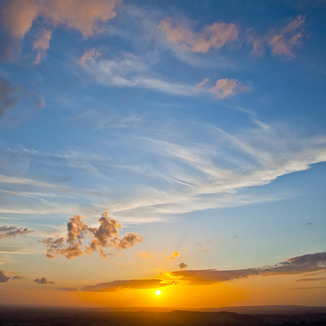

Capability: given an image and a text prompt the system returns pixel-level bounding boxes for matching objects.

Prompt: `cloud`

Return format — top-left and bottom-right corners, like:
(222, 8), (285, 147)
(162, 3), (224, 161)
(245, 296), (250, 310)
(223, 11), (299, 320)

(0, 74), (20, 119)
(80, 48), (102, 65)
(159, 19), (238, 53)
(82, 278), (168, 292)
(2, 0), (122, 39)
(57, 287), (78, 291)
(169, 252), (179, 260)
(0, 270), (10, 283)
(33, 29), (52, 64)
(43, 211), (142, 259)
(170, 252), (326, 285)
(34, 277), (55, 285)
(0, 226), (33, 239)
(137, 251), (151, 259)
(247, 15), (305, 58)
(0, 0), (121, 61)
(0, 269), (23, 283)
(209, 78), (249, 99)
(179, 263), (188, 269)
(81, 55), (195, 96)
(296, 277), (326, 282)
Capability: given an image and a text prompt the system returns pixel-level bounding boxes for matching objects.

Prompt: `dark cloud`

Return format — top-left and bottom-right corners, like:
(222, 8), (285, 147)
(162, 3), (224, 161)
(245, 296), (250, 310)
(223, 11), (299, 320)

(34, 277), (55, 285)
(0, 269), (23, 283)
(0, 75), (20, 119)
(170, 252), (326, 285)
(296, 277), (326, 282)
(57, 287), (78, 291)
(0, 226), (33, 239)
(82, 278), (167, 292)
(179, 262), (188, 269)
(0, 270), (10, 283)
(43, 211), (142, 259)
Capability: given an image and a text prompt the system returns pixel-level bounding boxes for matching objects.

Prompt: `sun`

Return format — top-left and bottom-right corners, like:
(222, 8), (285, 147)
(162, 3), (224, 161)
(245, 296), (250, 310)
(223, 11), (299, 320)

(155, 289), (161, 296)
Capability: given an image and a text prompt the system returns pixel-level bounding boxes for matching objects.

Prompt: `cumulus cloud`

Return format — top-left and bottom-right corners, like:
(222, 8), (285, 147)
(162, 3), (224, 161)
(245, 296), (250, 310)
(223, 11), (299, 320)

(0, 0), (121, 61)
(0, 226), (33, 239)
(179, 262), (188, 269)
(169, 252), (179, 260)
(82, 278), (167, 292)
(247, 15), (305, 58)
(209, 78), (249, 99)
(0, 74), (20, 119)
(159, 19), (238, 53)
(34, 277), (55, 285)
(0, 269), (23, 283)
(170, 252), (326, 285)
(43, 211), (142, 259)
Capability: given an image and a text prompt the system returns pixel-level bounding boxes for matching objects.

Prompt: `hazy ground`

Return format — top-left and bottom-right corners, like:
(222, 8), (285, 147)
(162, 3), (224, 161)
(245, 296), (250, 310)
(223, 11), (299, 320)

(1, 306), (326, 326)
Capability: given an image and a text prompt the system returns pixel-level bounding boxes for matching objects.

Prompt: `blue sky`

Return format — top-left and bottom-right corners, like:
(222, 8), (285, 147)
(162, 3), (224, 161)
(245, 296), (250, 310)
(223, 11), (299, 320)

(0, 0), (326, 307)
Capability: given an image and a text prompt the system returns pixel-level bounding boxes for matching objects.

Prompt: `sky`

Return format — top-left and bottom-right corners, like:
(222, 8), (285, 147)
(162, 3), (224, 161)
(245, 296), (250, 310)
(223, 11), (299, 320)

(0, 0), (326, 308)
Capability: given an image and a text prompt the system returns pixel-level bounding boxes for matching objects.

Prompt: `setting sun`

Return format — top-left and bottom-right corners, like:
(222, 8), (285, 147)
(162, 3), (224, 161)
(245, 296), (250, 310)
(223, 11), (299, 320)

(155, 290), (161, 296)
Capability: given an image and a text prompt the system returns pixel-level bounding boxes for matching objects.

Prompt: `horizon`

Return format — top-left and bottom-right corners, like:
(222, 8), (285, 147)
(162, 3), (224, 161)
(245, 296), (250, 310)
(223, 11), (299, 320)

(0, 0), (326, 309)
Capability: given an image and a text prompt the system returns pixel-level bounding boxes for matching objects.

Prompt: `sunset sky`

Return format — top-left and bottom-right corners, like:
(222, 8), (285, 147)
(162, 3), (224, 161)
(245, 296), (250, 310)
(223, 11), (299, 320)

(0, 0), (326, 308)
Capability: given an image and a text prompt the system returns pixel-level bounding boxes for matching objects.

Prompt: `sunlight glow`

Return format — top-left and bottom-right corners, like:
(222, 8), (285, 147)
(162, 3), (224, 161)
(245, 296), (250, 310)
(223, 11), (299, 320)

(155, 289), (161, 296)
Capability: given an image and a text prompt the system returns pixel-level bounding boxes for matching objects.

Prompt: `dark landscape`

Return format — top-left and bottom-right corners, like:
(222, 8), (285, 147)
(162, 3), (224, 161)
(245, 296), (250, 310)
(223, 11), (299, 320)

(1, 306), (326, 326)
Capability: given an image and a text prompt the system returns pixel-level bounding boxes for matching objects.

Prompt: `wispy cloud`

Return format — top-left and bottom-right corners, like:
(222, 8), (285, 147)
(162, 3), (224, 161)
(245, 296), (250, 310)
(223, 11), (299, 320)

(81, 54), (195, 96)
(33, 29), (52, 65)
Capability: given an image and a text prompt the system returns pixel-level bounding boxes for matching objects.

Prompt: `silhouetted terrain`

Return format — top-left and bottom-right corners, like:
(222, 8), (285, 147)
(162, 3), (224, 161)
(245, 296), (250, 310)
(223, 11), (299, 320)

(1, 306), (326, 326)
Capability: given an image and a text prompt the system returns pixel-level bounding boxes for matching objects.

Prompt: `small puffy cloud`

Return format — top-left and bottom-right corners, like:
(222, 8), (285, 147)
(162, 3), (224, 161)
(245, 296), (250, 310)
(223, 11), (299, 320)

(137, 251), (151, 259)
(179, 262), (188, 269)
(247, 15), (305, 59)
(0, 226), (33, 239)
(159, 19), (238, 53)
(0, 269), (23, 283)
(169, 252), (179, 260)
(34, 277), (55, 285)
(82, 278), (167, 292)
(170, 252), (326, 285)
(0, 75), (20, 119)
(43, 211), (143, 259)
(209, 78), (249, 99)
(33, 29), (52, 64)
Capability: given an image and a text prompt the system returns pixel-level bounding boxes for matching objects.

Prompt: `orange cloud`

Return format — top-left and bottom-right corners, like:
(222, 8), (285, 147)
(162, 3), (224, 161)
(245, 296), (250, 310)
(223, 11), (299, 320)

(3, 0), (122, 39)
(137, 251), (151, 259)
(209, 78), (249, 99)
(43, 211), (143, 259)
(169, 252), (179, 260)
(247, 15), (305, 58)
(159, 19), (238, 53)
